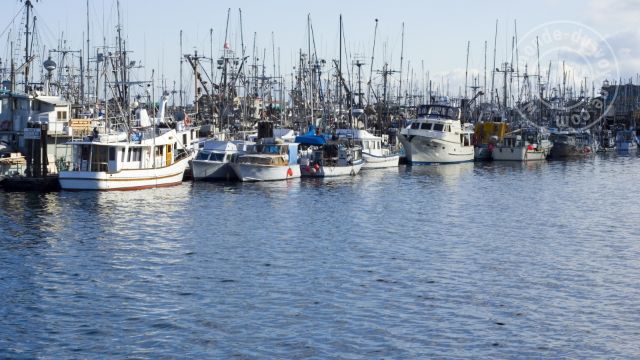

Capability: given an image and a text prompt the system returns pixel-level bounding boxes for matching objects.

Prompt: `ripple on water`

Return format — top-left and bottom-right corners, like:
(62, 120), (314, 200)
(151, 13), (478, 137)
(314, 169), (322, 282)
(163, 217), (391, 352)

(2, 157), (640, 357)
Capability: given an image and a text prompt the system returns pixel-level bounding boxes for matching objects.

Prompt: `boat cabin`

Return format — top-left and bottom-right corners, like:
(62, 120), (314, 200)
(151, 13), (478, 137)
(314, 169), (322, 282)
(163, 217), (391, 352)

(71, 140), (179, 174)
(236, 141), (299, 167)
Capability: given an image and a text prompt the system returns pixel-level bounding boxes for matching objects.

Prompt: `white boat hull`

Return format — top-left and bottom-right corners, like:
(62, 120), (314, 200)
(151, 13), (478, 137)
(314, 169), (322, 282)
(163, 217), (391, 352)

(492, 147), (548, 161)
(59, 158), (188, 190)
(300, 162), (363, 177)
(191, 160), (236, 181)
(362, 153), (399, 169)
(231, 163), (300, 182)
(398, 135), (474, 164)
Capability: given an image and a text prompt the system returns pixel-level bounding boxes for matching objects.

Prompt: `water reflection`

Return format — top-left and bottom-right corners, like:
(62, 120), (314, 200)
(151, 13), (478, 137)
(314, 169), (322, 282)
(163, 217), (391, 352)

(2, 156), (640, 358)
(404, 163), (475, 185)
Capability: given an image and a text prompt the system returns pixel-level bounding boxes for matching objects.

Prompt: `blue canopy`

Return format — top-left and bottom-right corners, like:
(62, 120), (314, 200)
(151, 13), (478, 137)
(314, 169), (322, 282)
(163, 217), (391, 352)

(295, 134), (326, 145)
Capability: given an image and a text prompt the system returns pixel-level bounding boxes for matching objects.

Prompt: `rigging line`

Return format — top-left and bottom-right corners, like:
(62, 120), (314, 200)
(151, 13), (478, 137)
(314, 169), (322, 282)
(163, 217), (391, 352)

(0, 7), (23, 39)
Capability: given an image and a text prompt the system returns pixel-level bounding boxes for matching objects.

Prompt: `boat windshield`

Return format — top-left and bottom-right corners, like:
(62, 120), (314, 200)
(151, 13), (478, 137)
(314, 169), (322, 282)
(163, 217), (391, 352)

(195, 152), (209, 160)
(417, 105), (460, 119)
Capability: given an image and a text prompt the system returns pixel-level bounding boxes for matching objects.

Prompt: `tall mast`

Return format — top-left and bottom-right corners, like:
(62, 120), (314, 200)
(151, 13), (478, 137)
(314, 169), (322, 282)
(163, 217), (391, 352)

(514, 20), (520, 104)
(367, 18), (379, 107)
(116, 0), (127, 111)
(24, 0), (33, 92)
(536, 36), (542, 123)
(491, 19), (498, 104)
(308, 14), (313, 123)
(210, 27), (214, 95)
(464, 40), (470, 99)
(86, 0), (90, 105)
(483, 40), (487, 102)
(179, 30), (183, 107)
(339, 14), (343, 125)
(398, 22), (405, 105)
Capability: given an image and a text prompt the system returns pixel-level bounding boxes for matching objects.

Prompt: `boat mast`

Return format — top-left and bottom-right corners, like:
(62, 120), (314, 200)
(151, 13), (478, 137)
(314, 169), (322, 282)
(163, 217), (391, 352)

(536, 36), (542, 124)
(222, 7), (231, 132)
(115, 0), (130, 136)
(239, 8), (246, 125)
(491, 19), (498, 105)
(86, 0), (90, 106)
(398, 22), (404, 106)
(179, 29), (183, 108)
(339, 14), (343, 127)
(23, 0), (33, 93)
(367, 19), (378, 108)
(464, 41), (470, 100)
(308, 14), (313, 127)
(483, 40), (487, 103)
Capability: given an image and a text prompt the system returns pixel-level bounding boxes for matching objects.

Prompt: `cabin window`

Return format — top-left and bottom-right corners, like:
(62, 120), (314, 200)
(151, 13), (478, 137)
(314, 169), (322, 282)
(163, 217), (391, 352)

(108, 147), (117, 161)
(210, 153), (225, 161)
(81, 145), (91, 161)
(444, 125), (451, 132)
(183, 134), (187, 147)
(421, 122), (432, 130)
(56, 111), (67, 120)
(156, 146), (163, 157)
(121, 149), (127, 162)
(433, 123), (444, 131)
(130, 148), (141, 162)
(411, 122), (420, 129)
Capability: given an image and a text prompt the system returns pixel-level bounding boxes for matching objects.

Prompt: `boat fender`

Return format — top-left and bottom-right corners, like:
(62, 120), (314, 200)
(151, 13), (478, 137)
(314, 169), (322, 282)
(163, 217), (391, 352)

(287, 168), (293, 177)
(313, 163), (320, 171)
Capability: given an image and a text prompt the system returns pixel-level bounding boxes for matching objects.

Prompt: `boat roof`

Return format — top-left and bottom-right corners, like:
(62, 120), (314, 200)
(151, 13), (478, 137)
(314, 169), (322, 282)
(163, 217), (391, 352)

(335, 128), (380, 140)
(35, 96), (69, 106)
(202, 140), (238, 151)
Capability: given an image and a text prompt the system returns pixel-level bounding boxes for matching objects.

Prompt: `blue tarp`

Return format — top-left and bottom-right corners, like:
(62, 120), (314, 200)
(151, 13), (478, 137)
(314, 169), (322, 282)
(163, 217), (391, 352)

(294, 134), (326, 145)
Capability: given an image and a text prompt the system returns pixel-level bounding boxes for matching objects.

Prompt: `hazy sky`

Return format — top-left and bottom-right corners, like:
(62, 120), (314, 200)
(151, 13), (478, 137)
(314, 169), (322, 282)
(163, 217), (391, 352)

(2, 0), (639, 100)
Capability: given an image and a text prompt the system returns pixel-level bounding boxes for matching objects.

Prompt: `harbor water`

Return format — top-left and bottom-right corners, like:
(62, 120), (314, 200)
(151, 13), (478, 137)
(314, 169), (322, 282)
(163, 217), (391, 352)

(2, 154), (640, 358)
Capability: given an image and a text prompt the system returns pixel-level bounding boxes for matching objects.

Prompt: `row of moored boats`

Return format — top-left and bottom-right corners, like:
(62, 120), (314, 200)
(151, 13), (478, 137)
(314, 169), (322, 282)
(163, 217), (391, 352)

(43, 102), (637, 191)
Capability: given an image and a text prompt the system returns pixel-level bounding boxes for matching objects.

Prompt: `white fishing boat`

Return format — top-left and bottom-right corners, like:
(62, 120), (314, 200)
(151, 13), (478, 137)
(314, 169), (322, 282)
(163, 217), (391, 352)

(299, 139), (364, 177)
(231, 138), (300, 181)
(59, 127), (192, 190)
(398, 104), (474, 164)
(492, 128), (551, 161)
(59, 98), (195, 190)
(191, 139), (251, 181)
(335, 129), (399, 168)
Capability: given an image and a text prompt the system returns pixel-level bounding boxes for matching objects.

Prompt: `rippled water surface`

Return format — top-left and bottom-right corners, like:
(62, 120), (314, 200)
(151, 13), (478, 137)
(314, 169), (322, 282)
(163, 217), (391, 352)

(2, 154), (640, 358)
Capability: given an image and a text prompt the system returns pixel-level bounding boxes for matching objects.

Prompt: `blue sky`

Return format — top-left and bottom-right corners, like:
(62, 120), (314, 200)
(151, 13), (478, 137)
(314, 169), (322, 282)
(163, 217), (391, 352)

(3, 0), (639, 100)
